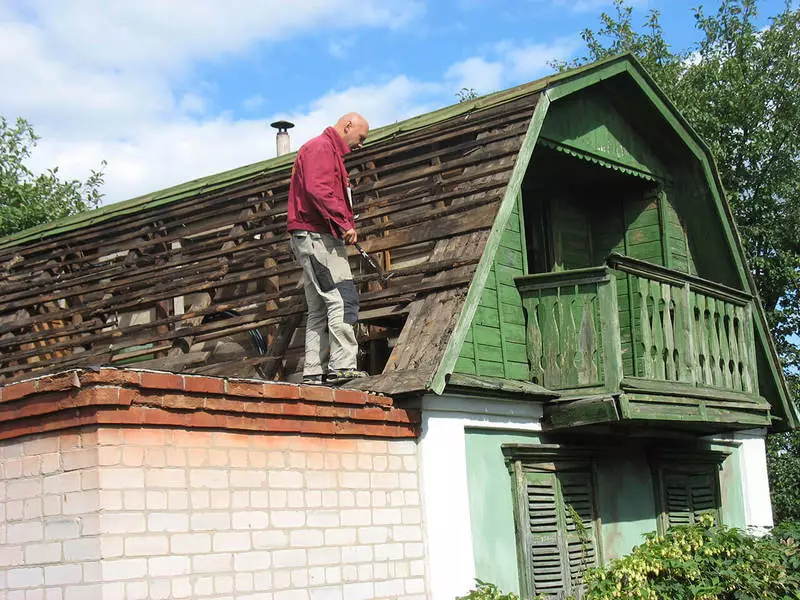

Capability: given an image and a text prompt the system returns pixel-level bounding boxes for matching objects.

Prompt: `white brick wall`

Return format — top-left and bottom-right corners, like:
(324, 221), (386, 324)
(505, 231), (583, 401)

(0, 429), (427, 599)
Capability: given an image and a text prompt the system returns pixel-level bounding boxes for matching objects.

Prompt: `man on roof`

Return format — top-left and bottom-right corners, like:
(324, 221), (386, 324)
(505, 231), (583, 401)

(287, 113), (370, 385)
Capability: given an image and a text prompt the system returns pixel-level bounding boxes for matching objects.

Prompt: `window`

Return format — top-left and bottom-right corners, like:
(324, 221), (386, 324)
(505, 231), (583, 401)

(505, 445), (601, 600)
(651, 450), (727, 533)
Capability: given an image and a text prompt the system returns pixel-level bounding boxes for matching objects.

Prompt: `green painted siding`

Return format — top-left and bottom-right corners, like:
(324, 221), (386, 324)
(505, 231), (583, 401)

(593, 454), (659, 560)
(540, 89), (669, 178)
(455, 193), (528, 380)
(465, 429), (541, 596)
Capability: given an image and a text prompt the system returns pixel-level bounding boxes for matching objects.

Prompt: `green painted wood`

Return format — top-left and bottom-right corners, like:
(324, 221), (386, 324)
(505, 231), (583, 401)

(518, 274), (605, 390)
(455, 356), (476, 374)
(598, 274), (624, 391)
(479, 288), (499, 310)
(477, 359), (506, 378)
(432, 91), (551, 394)
(540, 88), (669, 179)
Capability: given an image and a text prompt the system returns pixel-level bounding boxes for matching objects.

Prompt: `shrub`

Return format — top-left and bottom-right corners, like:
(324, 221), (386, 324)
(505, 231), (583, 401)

(463, 519), (800, 600)
(583, 515), (800, 600)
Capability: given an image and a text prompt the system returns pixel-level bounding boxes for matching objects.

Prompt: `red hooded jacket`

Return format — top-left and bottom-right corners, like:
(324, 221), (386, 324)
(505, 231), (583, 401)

(286, 127), (354, 237)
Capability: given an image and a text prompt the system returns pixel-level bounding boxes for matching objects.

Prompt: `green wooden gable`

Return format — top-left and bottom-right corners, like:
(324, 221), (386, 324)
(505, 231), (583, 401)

(432, 55), (797, 433)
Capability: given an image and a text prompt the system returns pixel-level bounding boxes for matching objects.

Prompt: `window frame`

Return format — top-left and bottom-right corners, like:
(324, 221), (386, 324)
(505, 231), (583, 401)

(504, 444), (604, 599)
(649, 449), (728, 534)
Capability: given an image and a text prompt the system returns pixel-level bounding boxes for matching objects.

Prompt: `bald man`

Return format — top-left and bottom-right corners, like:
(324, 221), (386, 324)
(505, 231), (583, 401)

(287, 113), (370, 385)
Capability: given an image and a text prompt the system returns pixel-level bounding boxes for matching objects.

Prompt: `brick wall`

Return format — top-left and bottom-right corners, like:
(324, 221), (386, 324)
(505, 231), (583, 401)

(0, 369), (427, 599)
(0, 428), (426, 600)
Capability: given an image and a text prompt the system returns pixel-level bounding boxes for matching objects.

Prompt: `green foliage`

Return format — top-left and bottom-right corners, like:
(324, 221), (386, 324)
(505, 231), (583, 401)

(469, 519), (800, 600)
(457, 87), (479, 102)
(768, 377), (800, 523)
(0, 116), (105, 237)
(456, 580), (521, 600)
(582, 515), (800, 600)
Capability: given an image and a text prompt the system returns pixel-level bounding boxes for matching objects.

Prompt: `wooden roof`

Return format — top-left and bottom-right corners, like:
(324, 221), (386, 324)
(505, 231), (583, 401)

(0, 78), (541, 389)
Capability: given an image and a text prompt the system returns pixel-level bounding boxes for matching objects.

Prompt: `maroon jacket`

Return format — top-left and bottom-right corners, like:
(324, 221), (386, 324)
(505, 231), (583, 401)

(286, 127), (354, 237)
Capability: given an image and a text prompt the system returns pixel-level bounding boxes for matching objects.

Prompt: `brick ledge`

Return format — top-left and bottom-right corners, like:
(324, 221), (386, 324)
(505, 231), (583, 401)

(0, 368), (419, 442)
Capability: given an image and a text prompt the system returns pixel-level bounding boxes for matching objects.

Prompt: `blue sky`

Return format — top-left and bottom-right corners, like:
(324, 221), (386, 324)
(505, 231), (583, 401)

(0, 0), (791, 204)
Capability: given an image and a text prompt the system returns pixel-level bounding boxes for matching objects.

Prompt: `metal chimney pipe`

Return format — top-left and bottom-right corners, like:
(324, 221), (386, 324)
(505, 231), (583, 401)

(270, 120), (295, 157)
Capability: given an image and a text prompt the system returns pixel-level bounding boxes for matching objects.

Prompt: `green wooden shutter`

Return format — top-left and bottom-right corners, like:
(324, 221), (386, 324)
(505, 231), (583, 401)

(661, 467), (720, 529)
(523, 467), (599, 598)
(560, 471), (598, 589)
(525, 471), (567, 597)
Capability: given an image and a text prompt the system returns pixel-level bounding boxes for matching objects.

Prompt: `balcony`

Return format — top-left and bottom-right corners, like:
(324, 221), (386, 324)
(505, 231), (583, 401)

(514, 254), (771, 431)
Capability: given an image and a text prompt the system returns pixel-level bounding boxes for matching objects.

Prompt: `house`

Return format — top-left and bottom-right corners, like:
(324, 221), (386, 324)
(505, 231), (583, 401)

(0, 54), (796, 600)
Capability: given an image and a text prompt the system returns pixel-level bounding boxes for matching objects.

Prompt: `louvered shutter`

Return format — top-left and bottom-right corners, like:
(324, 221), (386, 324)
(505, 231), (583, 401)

(525, 471), (567, 597)
(523, 468), (598, 599)
(661, 467), (720, 529)
(560, 471), (598, 590)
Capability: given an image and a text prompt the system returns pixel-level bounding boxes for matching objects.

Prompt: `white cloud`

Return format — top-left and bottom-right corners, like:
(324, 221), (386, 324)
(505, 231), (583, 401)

(551, 0), (647, 14)
(328, 37), (358, 60)
(500, 38), (580, 80)
(0, 0), (427, 203)
(0, 1), (581, 207)
(445, 57), (504, 95)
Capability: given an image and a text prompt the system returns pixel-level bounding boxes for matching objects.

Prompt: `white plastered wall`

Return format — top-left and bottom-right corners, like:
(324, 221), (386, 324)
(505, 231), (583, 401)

(417, 393), (543, 600)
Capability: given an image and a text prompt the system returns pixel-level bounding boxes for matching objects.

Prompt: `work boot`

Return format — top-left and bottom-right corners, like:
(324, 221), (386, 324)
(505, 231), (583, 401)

(302, 374), (326, 385)
(326, 369), (368, 385)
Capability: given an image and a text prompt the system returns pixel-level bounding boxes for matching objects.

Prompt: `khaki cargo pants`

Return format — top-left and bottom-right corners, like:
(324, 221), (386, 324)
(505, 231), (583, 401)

(290, 231), (359, 377)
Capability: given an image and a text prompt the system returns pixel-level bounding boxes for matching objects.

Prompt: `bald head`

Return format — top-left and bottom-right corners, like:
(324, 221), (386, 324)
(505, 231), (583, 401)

(334, 112), (369, 150)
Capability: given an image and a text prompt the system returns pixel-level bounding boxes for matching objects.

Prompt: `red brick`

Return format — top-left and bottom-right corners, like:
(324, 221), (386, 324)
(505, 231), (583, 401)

(262, 382), (301, 401)
(367, 393), (393, 407)
(225, 380), (266, 398)
(315, 405), (351, 419)
(139, 371), (184, 391)
(242, 400), (283, 416)
(299, 385), (333, 402)
(281, 402), (318, 418)
(119, 388), (138, 406)
(391, 408), (421, 424)
(333, 421), (365, 436)
(15, 393), (62, 420)
(333, 389), (368, 406)
(352, 407), (391, 422)
(186, 411), (227, 429)
(141, 408), (185, 427)
(183, 376), (225, 395)
(298, 420), (337, 436)
(225, 414), (263, 432)
(36, 371), (82, 393)
(80, 369), (141, 386)
(2, 380), (37, 403)
(88, 387), (125, 406)
(97, 406), (145, 425)
(204, 397), (246, 413)
(161, 393), (202, 411)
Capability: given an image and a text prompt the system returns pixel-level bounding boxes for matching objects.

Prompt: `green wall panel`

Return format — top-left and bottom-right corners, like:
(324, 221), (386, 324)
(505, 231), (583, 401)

(455, 196), (529, 380)
(465, 429), (542, 596)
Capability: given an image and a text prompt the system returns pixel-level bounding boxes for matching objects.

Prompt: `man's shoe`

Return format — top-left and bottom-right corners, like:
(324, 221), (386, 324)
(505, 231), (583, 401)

(302, 374), (325, 385)
(326, 369), (368, 385)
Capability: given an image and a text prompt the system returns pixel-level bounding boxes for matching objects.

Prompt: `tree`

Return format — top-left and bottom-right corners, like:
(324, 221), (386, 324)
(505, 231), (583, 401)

(558, 0), (800, 523)
(0, 116), (105, 237)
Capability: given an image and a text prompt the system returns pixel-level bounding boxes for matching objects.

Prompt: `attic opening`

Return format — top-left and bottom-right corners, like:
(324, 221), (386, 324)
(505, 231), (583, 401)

(522, 144), (673, 274)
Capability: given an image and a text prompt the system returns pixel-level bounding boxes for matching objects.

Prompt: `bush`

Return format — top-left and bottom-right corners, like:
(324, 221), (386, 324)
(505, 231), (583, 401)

(583, 515), (800, 600)
(457, 580), (520, 600)
(464, 518), (800, 600)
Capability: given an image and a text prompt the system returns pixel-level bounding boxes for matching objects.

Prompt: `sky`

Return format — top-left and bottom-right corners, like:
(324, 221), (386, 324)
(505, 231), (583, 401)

(0, 0), (792, 205)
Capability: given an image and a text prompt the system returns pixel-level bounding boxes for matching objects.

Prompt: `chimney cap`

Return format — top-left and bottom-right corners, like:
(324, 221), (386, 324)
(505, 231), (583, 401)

(270, 120), (295, 132)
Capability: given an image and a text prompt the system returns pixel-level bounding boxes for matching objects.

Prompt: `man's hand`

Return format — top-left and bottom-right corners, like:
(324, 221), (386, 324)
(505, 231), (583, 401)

(342, 228), (358, 245)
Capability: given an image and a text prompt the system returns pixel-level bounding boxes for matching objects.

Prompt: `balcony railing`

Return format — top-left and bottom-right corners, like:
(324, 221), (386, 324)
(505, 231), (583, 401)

(515, 254), (759, 396)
